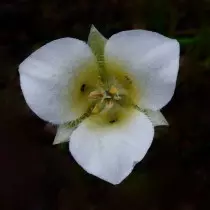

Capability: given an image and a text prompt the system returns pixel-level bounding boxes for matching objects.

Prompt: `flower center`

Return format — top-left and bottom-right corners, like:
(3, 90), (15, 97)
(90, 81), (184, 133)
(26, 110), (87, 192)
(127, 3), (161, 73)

(88, 85), (121, 116)
(67, 61), (140, 128)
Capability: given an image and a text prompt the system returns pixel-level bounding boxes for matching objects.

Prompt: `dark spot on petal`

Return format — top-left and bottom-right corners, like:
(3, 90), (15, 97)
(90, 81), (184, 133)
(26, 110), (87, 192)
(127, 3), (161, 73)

(109, 119), (117, 124)
(125, 76), (132, 84)
(80, 84), (86, 92)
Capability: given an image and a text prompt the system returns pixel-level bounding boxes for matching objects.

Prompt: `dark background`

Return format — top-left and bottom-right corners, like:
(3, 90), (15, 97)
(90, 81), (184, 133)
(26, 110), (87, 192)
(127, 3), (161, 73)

(1, 0), (210, 209)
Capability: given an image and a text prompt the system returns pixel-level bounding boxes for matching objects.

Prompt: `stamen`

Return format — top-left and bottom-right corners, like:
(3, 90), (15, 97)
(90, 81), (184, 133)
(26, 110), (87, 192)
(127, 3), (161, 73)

(113, 94), (121, 101)
(105, 100), (114, 109)
(109, 85), (118, 95)
(89, 90), (104, 99)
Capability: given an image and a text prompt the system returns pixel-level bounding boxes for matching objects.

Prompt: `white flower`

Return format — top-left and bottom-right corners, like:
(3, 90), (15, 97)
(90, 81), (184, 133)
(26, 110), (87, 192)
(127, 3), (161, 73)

(19, 25), (180, 185)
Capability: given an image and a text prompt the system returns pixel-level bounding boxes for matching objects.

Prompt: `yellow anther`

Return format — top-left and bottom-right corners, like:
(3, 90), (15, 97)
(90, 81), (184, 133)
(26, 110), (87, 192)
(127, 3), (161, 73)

(113, 95), (121, 101)
(89, 90), (104, 99)
(109, 85), (118, 95)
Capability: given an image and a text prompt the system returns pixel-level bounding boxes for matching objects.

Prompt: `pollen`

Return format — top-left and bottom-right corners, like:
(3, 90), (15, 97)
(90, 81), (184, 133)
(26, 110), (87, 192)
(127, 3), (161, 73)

(109, 85), (118, 95)
(89, 90), (104, 99)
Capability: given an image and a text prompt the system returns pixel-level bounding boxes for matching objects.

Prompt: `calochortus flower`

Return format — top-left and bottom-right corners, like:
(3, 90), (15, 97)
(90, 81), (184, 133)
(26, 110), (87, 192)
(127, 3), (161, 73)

(19, 25), (180, 184)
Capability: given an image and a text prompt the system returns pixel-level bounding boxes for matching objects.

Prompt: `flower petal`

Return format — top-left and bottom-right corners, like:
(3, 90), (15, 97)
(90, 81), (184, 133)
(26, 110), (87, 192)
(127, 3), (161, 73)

(105, 30), (180, 110)
(19, 38), (97, 124)
(53, 124), (74, 145)
(144, 110), (169, 127)
(69, 110), (154, 185)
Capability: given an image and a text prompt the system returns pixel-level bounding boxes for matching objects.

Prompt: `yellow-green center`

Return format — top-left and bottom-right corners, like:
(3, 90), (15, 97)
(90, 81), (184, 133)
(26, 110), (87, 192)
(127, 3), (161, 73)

(67, 61), (140, 128)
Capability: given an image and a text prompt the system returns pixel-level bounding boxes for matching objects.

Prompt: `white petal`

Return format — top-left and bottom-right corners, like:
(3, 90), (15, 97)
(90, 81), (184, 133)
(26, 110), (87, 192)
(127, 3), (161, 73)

(53, 124), (74, 145)
(144, 110), (169, 127)
(105, 30), (180, 110)
(69, 110), (154, 185)
(19, 38), (97, 124)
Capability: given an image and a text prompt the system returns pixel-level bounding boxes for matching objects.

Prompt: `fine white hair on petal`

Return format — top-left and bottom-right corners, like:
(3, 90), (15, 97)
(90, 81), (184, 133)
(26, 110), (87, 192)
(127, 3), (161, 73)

(19, 38), (97, 124)
(69, 110), (154, 185)
(105, 30), (180, 111)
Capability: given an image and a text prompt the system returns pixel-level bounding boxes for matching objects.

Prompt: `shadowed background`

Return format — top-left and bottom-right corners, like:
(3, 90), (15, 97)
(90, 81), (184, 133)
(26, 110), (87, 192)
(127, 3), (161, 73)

(1, 0), (210, 209)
